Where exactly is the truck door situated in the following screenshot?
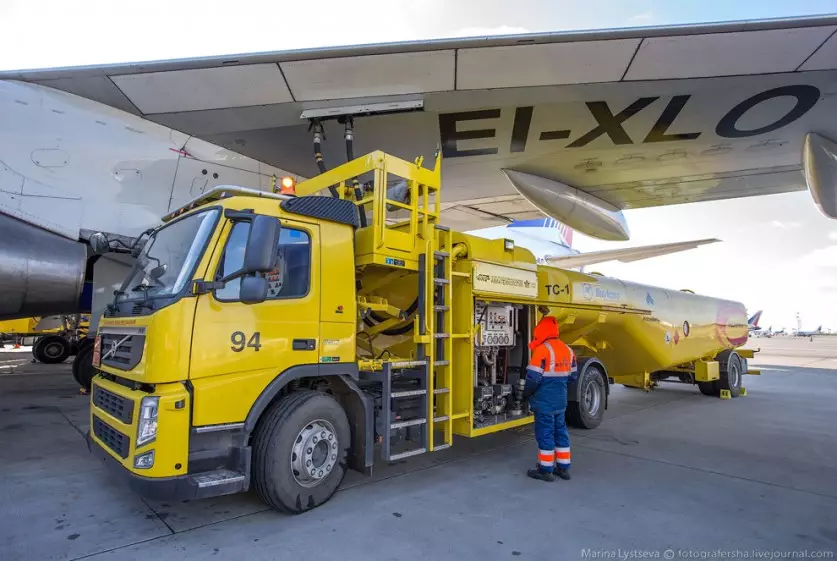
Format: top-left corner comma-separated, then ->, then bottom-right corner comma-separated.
188,217 -> 321,426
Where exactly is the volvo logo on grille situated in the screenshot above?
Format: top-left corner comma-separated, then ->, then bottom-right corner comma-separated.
102,335 -> 131,360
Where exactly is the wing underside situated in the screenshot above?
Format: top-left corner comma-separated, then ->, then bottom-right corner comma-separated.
2,16 -> 836,232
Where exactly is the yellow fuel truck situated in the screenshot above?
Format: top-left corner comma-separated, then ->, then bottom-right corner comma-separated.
88,151 -> 754,513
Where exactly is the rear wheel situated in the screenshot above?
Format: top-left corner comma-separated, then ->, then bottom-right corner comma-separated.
34,335 -> 71,364
697,381 -> 719,396
72,342 -> 97,391
718,353 -> 743,398
252,390 -> 350,513
567,365 -> 606,429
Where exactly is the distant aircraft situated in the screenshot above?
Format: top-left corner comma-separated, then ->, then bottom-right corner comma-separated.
467,218 -> 717,270
794,325 -> 823,337
748,311 -> 764,332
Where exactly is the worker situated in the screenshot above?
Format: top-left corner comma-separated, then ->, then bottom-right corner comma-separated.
524,308 -> 577,482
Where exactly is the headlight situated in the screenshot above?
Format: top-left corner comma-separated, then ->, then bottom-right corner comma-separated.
134,450 -> 155,469
136,396 -> 159,447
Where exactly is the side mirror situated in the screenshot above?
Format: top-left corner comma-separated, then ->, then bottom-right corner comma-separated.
240,276 -> 268,305
243,215 -> 281,274
89,232 -> 110,255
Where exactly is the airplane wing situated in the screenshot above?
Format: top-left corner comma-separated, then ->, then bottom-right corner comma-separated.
2,15 -> 836,239
544,238 -> 720,269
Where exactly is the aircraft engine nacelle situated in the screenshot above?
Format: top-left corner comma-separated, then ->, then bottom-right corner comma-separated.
501,169 -> 631,241
803,133 -> 837,219
0,213 -> 87,320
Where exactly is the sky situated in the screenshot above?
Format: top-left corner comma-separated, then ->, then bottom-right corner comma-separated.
2,0 -> 837,71
1,0 -> 835,330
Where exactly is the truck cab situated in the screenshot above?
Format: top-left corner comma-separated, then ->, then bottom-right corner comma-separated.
90,187 -> 363,509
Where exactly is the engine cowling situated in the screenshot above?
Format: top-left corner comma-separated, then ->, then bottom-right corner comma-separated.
0,213 -> 87,319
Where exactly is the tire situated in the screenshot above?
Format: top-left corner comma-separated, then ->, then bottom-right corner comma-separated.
34,335 -> 71,364
72,343 -> 97,391
252,390 -> 351,513
567,365 -> 606,429
697,381 -> 719,396
32,337 -> 44,359
718,352 -> 743,398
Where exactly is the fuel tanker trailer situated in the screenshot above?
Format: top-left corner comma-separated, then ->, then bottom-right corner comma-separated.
86,150 -> 756,513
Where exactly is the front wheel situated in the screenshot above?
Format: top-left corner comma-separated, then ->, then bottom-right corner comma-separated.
252,390 -> 351,513
567,365 -> 606,429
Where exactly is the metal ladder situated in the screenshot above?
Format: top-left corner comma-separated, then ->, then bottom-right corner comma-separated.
363,360 -> 430,462
423,225 -> 454,452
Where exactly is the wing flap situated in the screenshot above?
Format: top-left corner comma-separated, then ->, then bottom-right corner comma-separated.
545,238 -> 719,269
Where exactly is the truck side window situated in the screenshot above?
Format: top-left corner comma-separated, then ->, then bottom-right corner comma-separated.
214,223 -> 311,301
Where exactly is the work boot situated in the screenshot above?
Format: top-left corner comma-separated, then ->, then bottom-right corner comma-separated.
527,469 -> 555,482
555,468 -> 571,480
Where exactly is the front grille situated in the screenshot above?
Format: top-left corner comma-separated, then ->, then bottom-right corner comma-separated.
99,332 -> 145,370
93,416 -> 130,459
93,386 -> 134,424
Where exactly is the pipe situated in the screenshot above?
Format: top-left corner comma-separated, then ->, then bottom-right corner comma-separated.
311,120 -> 339,198
481,348 -> 498,385
344,118 -> 368,227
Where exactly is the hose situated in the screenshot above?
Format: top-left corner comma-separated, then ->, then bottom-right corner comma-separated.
311,120 -> 339,198
362,298 -> 419,336
344,118 -> 368,227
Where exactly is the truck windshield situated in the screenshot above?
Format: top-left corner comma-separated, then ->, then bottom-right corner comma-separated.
117,209 -> 219,302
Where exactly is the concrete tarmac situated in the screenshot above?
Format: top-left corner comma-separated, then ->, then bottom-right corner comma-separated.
1,337 -> 836,561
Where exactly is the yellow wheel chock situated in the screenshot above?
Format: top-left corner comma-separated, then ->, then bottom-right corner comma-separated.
720,389 -> 731,400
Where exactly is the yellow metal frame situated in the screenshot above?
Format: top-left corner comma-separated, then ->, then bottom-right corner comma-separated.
296,150 -> 442,269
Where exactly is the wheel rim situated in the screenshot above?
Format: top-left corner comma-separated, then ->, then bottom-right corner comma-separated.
584,379 -> 601,417
44,342 -> 63,359
291,419 -> 338,488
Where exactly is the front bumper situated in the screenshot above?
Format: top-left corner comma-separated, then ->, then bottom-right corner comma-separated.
87,431 -> 208,500
88,376 -> 250,501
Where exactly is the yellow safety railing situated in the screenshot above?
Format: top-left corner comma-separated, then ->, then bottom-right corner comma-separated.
295,150 -> 442,262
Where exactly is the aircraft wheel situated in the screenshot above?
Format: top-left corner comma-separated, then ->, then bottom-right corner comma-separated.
72,343 -> 97,391
32,337 -> 44,360
35,335 -> 71,364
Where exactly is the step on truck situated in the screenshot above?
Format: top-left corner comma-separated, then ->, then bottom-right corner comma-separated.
88,150 -> 756,513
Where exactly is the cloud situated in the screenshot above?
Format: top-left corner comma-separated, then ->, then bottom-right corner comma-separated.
770,220 -> 802,230
452,26 -> 530,38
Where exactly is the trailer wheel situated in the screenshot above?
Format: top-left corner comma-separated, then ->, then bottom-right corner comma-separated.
567,365 -> 606,429
34,335 -> 71,364
252,390 -> 350,513
697,381 -> 719,396
718,353 -> 743,398
72,343 -> 97,391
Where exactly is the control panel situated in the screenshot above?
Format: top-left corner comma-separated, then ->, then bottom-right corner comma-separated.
475,303 -> 517,347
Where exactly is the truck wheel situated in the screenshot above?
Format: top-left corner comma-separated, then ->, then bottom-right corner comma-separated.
35,335 -> 71,364
697,381 -> 719,396
72,343 -> 97,391
567,365 -> 606,429
718,353 -> 743,398
252,390 -> 350,513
